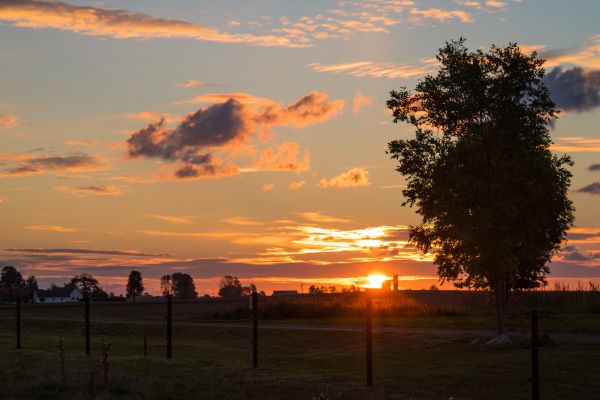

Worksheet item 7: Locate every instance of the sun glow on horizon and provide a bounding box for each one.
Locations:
[364,273,389,289]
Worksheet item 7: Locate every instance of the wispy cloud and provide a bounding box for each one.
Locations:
[318,168,370,189]
[2,153,104,177]
[308,58,437,79]
[223,217,265,226]
[57,184,126,197]
[297,211,351,224]
[146,214,192,224]
[0,0,302,47]
[5,247,169,257]
[543,36,600,69]
[261,183,274,191]
[24,225,77,233]
[138,230,240,239]
[577,182,600,195]
[551,137,600,153]
[352,91,374,114]
[589,164,600,171]
[175,80,217,88]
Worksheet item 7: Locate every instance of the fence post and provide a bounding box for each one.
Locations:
[531,309,539,400]
[144,335,148,358]
[85,294,90,355]
[366,292,373,387]
[16,295,21,349]
[166,294,172,359]
[252,290,258,368]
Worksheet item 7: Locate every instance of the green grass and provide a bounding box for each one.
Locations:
[1,317,600,399]
[273,311,600,333]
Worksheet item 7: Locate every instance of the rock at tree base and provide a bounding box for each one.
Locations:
[485,334,513,347]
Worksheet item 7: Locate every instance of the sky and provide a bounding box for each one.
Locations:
[1,0,600,296]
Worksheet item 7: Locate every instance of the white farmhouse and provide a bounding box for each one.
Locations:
[34,287,83,303]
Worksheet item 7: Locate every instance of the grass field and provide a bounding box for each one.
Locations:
[1,299,600,400]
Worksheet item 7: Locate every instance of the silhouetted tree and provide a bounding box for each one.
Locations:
[387,38,574,335]
[0,266,24,290]
[308,285,323,295]
[218,275,243,299]
[70,273,105,298]
[25,275,38,290]
[161,273,197,299]
[126,270,144,301]
[341,285,361,293]
[171,273,197,299]
[160,275,173,296]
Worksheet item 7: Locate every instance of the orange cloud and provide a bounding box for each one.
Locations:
[0,114,17,128]
[298,211,351,224]
[251,142,310,172]
[352,92,374,114]
[318,168,370,189]
[127,92,342,179]
[261,183,274,191]
[223,217,265,226]
[551,137,600,153]
[0,0,301,47]
[289,180,306,190]
[543,36,600,69]
[408,8,473,23]
[124,111,180,124]
[176,92,274,107]
[175,80,210,88]
[25,225,77,233]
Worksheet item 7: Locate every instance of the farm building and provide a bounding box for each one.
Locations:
[34,287,83,303]
[272,290,299,296]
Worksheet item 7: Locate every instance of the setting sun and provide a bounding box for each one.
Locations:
[365,274,389,289]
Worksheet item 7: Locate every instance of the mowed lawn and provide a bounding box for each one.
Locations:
[1,317,599,400]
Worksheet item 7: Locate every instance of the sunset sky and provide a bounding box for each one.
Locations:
[1,0,599,295]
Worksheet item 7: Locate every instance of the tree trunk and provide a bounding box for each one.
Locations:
[494,281,508,335]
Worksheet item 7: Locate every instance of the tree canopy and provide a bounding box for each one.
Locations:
[218,276,253,299]
[70,273,106,298]
[161,273,197,299]
[0,266,23,290]
[387,38,574,334]
[126,270,144,301]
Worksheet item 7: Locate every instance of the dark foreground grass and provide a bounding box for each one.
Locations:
[1,318,600,400]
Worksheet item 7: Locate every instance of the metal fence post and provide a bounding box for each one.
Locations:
[144,335,148,358]
[167,294,172,359]
[85,294,90,355]
[532,309,539,400]
[16,295,21,349]
[366,293,373,386]
[252,290,258,368]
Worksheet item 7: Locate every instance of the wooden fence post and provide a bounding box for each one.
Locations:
[252,290,258,368]
[531,309,539,400]
[85,294,90,355]
[144,335,148,358]
[16,295,21,349]
[166,295,172,359]
[366,293,373,386]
